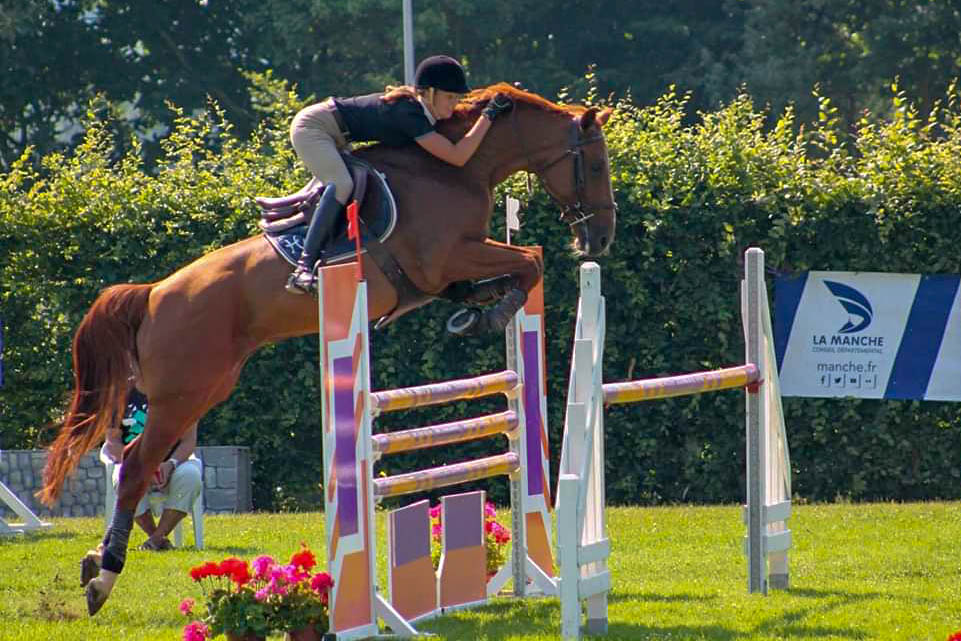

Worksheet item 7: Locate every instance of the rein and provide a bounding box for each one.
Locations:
[509,106,615,228]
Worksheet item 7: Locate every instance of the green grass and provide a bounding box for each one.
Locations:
[1,503,959,640]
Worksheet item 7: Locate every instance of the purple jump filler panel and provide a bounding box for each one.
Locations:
[333,355,360,536]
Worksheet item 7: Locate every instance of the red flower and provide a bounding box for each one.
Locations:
[290,545,317,572]
[489,521,510,544]
[310,572,334,595]
[189,561,220,581]
[218,557,251,586]
[947,632,961,641]
[231,563,252,587]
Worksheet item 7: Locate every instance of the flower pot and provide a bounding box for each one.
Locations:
[225,632,265,641]
[284,625,322,641]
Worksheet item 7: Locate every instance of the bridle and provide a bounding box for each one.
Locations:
[510,107,618,228]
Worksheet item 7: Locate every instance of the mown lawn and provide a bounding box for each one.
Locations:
[1,503,959,640]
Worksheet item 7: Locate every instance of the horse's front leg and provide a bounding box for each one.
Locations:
[84,398,200,615]
[440,239,543,336]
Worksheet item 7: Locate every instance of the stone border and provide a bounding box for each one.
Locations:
[0,446,252,518]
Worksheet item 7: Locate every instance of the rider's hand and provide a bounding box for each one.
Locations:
[152,460,174,489]
[103,439,124,464]
[483,93,513,121]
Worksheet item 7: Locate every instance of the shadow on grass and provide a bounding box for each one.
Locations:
[417,587,881,640]
[0,529,79,543]
[186,544,261,555]
[610,590,719,604]
[754,586,882,639]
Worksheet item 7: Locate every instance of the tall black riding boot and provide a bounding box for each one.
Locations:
[286,184,344,294]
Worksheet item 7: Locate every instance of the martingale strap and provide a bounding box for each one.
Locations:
[360,220,432,329]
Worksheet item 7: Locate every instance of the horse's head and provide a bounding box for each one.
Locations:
[532,106,617,257]
[451,85,618,256]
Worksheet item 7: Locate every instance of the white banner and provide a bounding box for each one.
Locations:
[773,271,961,400]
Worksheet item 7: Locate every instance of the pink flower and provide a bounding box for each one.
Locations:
[282,563,310,585]
[428,505,441,519]
[254,587,270,602]
[252,555,275,579]
[431,523,443,541]
[267,571,290,596]
[182,620,210,641]
[178,598,195,616]
[484,502,497,518]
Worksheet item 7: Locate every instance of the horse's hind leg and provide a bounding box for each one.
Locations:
[85,395,206,615]
[439,274,520,306]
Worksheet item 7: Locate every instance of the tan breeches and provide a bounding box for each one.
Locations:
[289,100,353,205]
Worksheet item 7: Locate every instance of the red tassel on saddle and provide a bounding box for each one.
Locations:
[347,201,362,280]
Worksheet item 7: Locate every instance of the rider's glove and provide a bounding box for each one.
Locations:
[483,94,514,121]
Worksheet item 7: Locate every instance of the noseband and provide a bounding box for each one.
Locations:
[511,108,617,228]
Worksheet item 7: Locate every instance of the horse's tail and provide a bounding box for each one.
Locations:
[38,283,153,506]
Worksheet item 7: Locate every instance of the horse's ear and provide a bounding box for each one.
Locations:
[597,107,613,127]
[579,107,598,131]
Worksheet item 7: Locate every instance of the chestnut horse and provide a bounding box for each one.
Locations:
[38,83,616,614]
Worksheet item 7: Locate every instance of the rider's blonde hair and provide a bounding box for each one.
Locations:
[382,84,424,103]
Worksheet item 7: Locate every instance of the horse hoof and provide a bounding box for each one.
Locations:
[446,308,482,336]
[85,578,110,616]
[80,551,101,587]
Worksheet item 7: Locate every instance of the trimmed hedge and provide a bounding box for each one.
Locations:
[2,77,959,510]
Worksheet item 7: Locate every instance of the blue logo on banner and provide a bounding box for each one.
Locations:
[824,281,873,333]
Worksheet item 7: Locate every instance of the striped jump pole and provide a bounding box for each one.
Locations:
[373,452,521,498]
[371,370,519,413]
[371,411,518,455]
[603,364,759,405]
[317,248,554,640]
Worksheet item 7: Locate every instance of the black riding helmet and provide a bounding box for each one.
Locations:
[414,55,470,94]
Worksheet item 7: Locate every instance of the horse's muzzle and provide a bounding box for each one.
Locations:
[575,205,616,257]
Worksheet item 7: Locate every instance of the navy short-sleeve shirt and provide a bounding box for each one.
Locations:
[332,94,434,146]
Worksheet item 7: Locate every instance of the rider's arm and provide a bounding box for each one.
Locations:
[168,423,198,465]
[415,116,492,167]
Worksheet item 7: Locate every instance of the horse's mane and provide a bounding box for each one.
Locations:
[454,82,588,121]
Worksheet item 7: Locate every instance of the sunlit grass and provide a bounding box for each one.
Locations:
[1,503,959,640]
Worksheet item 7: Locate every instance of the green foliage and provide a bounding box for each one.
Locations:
[17,0,961,173]
[205,588,271,638]
[2,79,961,509]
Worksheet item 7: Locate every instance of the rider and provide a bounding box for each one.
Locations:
[285,54,513,294]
